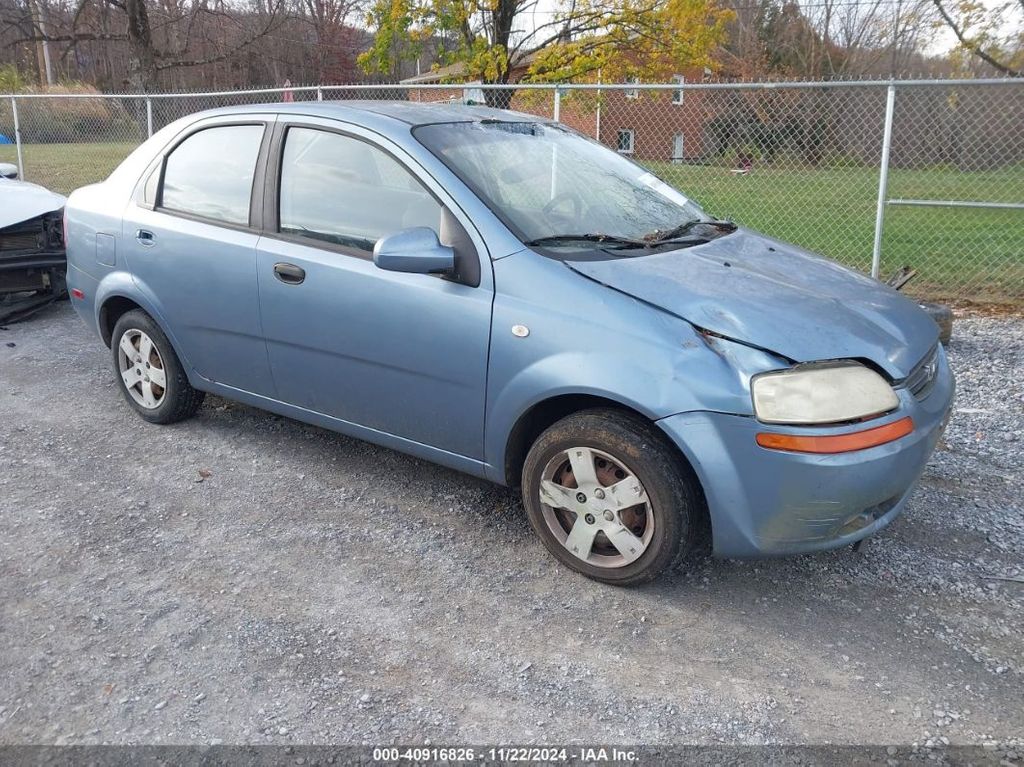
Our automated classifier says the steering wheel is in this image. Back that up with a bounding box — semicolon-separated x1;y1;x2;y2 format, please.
541;190;584;230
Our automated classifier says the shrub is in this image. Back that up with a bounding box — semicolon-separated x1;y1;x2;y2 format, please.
0;83;142;144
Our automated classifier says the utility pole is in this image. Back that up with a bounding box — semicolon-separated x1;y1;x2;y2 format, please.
27;0;55;85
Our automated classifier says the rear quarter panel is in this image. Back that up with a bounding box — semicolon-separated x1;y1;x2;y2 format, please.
64;116;198;353
65;182;126;337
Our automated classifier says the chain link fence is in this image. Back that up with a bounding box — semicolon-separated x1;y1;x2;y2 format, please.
1;79;1021;307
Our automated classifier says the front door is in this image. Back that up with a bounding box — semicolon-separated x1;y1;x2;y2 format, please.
256;122;492;459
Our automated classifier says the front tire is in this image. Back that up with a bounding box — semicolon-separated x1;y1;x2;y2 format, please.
521;409;700;585
111;309;204;424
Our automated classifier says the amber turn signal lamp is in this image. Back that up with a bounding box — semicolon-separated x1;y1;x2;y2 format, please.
756;416;914;454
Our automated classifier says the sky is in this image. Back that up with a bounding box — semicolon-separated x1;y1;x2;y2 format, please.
513;0;1023;63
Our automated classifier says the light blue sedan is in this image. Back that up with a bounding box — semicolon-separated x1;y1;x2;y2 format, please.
65;102;954;584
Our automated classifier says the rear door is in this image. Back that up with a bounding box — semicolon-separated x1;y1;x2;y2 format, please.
124;116;276;396
255;119;493;458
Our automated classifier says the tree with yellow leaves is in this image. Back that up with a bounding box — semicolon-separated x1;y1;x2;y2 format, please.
359;0;733;90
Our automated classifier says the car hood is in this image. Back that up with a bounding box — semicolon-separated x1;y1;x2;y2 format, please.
566;229;938;380
0;178;66;228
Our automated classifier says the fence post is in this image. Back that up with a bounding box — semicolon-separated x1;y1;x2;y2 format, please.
10;96;24;181
871;84;896;280
317;86;323;102
146;97;153;138
553;85;561;122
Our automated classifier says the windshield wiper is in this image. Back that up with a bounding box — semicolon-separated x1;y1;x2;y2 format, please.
524;233;649;250
644;218;737;244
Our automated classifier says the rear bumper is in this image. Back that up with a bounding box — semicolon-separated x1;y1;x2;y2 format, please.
657;346;955;558
65;262;102;337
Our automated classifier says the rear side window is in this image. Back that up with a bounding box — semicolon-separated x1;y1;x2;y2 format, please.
160;125;264;225
278;127;441;253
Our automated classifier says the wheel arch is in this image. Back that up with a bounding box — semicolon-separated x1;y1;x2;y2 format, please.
503;393;712;547
95;285;196;383
501;393;699;492
98;294;144;348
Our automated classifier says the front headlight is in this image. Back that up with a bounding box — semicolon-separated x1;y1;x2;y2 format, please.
751;361;898;425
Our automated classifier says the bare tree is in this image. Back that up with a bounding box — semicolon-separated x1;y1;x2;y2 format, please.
2;0;293;90
300;0;364;83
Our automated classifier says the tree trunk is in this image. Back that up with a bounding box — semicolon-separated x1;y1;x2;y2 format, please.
124;0;159;91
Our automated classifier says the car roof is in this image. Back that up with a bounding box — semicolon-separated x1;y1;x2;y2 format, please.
201;100;545;127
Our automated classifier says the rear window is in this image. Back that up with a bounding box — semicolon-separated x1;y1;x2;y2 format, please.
160;125;264;225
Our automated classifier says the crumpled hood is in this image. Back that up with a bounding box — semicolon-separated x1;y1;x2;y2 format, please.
0;178;66;228
567;229;938;379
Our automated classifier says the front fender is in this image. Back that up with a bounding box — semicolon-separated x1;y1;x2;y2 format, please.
483;252;785;482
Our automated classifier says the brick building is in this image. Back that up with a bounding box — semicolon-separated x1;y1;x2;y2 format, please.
400;61;717;163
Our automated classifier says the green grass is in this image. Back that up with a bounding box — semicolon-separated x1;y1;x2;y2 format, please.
0;142;137;196
1;142;1020;305
646;162;1024;306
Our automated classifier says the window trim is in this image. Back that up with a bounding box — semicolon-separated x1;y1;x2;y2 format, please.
151;121;272;233
616;128;635;155
263;120;482;287
624;76;639;100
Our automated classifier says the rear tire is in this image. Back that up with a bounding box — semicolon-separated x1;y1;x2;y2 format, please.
521;409;699;585
111;310;204;424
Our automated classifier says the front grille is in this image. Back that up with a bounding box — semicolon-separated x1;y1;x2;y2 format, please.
904;345;939;400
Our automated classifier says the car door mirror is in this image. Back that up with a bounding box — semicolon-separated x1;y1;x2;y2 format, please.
373;227;455;275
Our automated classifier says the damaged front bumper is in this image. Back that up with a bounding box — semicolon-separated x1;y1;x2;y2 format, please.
657;345;955;558
0;208;67;322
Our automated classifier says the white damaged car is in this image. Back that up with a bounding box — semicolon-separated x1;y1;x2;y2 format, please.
0;165;66;322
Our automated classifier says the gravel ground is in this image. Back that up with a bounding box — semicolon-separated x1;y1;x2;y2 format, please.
0;303;1022;749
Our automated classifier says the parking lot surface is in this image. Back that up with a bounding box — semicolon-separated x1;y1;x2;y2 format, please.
1;303;1022;748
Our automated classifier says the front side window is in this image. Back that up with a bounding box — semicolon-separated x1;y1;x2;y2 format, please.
414;121;707;248
625;76;639;99
278;127;442;253
160;125;264;225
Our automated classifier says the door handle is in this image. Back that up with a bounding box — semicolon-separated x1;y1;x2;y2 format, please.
136;229;156;247
273;262;305;285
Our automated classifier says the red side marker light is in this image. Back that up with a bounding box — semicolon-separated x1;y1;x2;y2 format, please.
70;288;85;300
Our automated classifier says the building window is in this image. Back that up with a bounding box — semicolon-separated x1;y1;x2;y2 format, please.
617;129;635;154
672;133;685;163
672;74;685;105
625;76;639;99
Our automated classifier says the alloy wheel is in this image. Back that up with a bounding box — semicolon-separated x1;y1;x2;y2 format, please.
116;329;167;409
538;446;654;568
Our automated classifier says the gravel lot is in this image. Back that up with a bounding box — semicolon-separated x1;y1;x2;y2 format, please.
1;303;1022;749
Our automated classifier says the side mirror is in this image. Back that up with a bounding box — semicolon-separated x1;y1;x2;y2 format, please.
373;227;455;275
